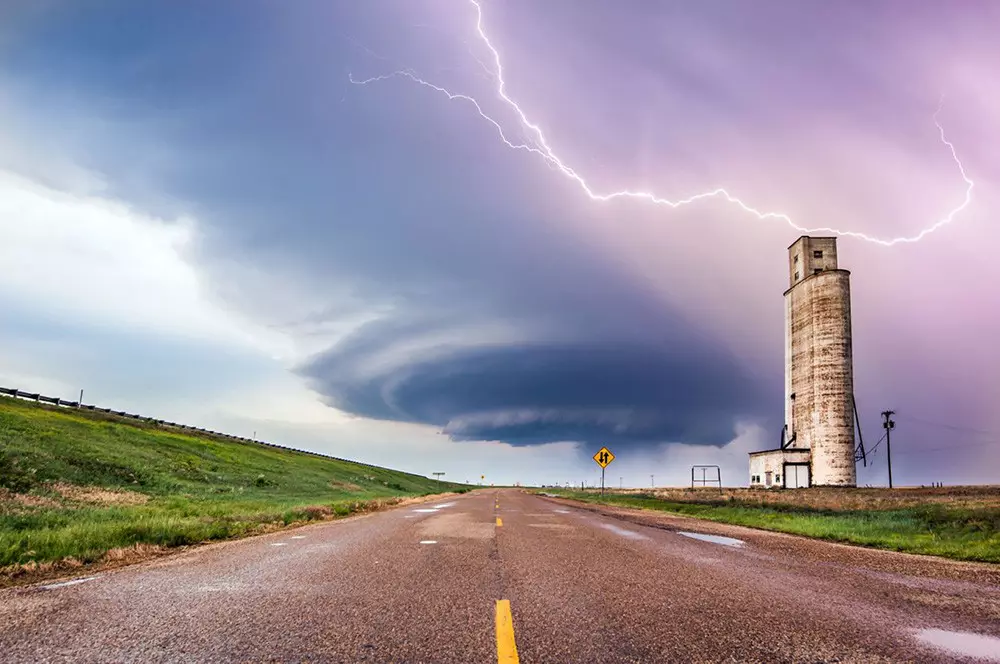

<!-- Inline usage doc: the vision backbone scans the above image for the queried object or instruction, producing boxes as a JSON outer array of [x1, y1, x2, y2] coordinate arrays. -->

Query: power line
[[866, 432, 888, 456], [899, 414, 1000, 438], [907, 439, 999, 453], [864, 414, 999, 454]]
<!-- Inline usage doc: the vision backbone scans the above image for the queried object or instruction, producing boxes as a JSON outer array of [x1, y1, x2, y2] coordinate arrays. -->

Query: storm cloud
[[300, 312, 774, 449], [3, 0, 1000, 484]]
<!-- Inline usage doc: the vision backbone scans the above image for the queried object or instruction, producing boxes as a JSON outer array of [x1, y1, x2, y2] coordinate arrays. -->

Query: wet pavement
[[1, 489, 999, 663]]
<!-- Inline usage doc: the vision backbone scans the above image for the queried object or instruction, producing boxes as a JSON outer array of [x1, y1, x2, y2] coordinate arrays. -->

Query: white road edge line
[[677, 532, 745, 547], [419, 540, 438, 545], [597, 522, 648, 540], [40, 576, 98, 590]]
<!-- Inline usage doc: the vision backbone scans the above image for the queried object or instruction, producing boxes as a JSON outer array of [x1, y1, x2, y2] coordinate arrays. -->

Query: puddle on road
[[677, 532, 745, 547], [915, 629, 1000, 661], [597, 523, 648, 540], [553, 509, 571, 514]]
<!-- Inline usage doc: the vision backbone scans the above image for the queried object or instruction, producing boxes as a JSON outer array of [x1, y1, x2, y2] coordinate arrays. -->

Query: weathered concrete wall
[[749, 449, 811, 487], [788, 236, 839, 287], [752, 235, 857, 487], [786, 264, 856, 487], [783, 290, 793, 444]]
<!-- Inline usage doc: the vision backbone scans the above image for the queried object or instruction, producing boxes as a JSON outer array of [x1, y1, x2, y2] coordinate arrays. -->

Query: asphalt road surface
[[3, 490, 1000, 663]]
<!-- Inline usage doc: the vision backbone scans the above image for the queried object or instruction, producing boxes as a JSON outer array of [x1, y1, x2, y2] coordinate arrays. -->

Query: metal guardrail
[[0, 386, 397, 474]]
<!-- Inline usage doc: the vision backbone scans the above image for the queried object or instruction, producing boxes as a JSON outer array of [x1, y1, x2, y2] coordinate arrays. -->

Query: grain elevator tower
[[749, 236, 856, 488]]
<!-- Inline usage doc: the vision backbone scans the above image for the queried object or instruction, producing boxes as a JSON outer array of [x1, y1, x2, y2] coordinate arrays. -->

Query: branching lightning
[[350, 0, 974, 247]]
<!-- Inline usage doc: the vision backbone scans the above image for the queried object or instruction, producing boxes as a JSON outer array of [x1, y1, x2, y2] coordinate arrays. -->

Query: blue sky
[[3, 1, 999, 487]]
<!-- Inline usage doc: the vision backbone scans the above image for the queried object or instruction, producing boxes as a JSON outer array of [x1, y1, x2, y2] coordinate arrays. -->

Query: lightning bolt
[[351, 0, 974, 247]]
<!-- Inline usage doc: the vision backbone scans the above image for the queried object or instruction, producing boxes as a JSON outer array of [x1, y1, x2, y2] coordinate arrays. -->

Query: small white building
[[748, 448, 811, 489]]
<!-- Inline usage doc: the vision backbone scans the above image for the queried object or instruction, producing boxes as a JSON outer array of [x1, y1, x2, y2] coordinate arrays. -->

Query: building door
[[784, 464, 810, 489], [765, 471, 772, 486]]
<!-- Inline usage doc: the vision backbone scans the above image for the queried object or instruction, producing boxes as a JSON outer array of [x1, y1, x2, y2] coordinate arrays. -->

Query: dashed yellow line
[[496, 517, 503, 527], [495, 599, 519, 664]]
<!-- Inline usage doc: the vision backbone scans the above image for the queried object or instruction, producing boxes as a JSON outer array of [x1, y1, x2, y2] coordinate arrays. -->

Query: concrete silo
[[750, 236, 856, 488]]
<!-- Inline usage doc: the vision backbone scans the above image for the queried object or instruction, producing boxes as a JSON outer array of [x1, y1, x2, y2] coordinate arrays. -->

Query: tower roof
[[787, 235, 838, 250]]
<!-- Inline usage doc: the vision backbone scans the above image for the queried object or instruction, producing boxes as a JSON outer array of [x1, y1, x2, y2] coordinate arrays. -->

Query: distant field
[[0, 397, 466, 583], [541, 486, 1000, 563]]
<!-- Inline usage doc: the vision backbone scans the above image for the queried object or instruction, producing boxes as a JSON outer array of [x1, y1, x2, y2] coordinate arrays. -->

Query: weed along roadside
[[0, 397, 469, 587], [539, 487, 1000, 563]]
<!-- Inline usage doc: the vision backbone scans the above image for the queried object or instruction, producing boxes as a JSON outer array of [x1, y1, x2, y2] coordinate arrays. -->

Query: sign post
[[592, 446, 615, 496]]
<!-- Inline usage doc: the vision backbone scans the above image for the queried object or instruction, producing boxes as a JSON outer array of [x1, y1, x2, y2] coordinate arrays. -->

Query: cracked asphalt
[[2, 489, 999, 663]]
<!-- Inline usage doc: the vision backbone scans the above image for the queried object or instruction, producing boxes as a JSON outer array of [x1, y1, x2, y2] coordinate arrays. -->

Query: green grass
[[541, 490, 1000, 563], [0, 397, 468, 571]]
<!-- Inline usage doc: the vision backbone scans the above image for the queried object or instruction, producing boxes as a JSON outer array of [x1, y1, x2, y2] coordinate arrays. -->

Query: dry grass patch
[[302, 505, 333, 519], [102, 542, 166, 563], [50, 483, 149, 506], [0, 556, 84, 586], [0, 488, 61, 510], [330, 480, 363, 492]]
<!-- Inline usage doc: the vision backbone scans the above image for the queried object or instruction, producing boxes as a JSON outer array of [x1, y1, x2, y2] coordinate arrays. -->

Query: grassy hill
[[0, 396, 466, 581]]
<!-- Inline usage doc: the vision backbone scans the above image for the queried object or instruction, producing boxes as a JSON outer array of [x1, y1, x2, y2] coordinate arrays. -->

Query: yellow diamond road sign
[[593, 446, 615, 468]]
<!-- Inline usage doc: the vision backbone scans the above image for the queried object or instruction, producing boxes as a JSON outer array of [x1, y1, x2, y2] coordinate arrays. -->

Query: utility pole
[[650, 474, 654, 488], [882, 410, 896, 489], [619, 477, 623, 489], [78, 389, 84, 408]]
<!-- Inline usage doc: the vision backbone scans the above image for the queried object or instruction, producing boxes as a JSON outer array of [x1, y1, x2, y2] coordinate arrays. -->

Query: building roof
[[787, 235, 838, 250], [748, 447, 812, 457]]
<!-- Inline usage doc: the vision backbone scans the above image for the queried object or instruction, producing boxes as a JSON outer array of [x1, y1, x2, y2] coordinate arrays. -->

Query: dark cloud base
[[302, 335, 776, 451]]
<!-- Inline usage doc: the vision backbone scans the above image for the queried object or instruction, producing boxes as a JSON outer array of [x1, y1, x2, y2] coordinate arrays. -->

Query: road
[[2, 490, 999, 663]]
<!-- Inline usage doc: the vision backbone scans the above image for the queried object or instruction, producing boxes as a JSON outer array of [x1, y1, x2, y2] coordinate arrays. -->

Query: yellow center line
[[496, 517, 503, 527], [495, 599, 519, 664]]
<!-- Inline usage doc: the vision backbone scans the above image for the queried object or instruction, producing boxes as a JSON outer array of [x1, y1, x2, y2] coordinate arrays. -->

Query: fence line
[[0, 386, 395, 474]]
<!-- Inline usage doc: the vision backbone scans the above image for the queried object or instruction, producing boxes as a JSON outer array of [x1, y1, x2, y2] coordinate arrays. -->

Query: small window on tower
[[794, 271, 799, 280], [793, 255, 799, 263], [814, 268, 822, 275], [813, 250, 823, 258]]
